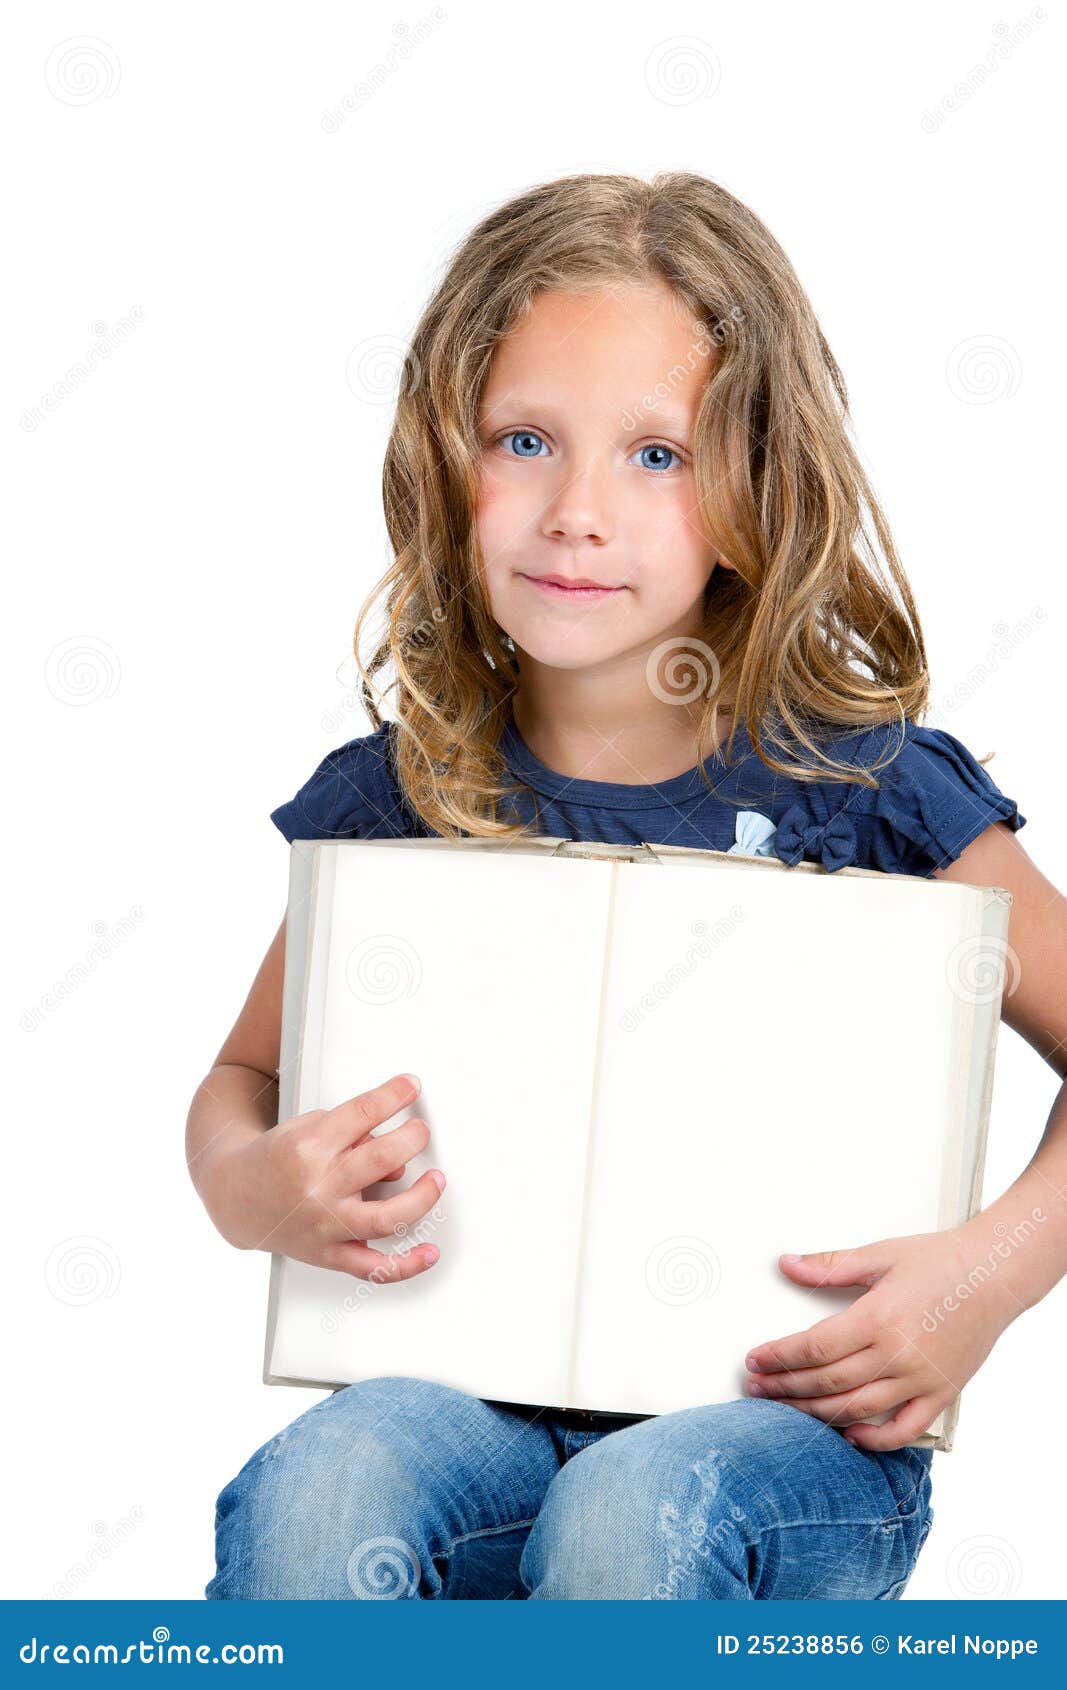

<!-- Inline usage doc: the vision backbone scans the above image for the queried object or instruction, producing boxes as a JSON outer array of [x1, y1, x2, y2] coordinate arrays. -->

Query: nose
[[540, 455, 615, 547]]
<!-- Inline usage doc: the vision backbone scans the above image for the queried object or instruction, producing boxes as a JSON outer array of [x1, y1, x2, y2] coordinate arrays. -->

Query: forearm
[[961, 1074, 1067, 1315], [186, 1062, 279, 1222]]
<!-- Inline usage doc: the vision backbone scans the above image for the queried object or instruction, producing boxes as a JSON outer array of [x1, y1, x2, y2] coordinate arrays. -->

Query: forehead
[[478, 284, 711, 422]]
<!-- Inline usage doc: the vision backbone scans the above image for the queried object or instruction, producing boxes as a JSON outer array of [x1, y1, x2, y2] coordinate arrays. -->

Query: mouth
[[520, 573, 625, 602]]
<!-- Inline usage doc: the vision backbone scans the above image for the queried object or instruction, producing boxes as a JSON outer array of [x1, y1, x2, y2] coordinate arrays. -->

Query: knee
[[522, 1401, 783, 1600], [207, 1376, 452, 1599]]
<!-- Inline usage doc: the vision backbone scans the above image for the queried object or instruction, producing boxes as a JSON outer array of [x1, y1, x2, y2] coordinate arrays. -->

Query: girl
[[189, 171, 1067, 1601]]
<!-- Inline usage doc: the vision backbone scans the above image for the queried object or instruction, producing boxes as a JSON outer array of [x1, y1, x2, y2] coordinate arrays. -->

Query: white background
[[4, 0, 1063, 1601]]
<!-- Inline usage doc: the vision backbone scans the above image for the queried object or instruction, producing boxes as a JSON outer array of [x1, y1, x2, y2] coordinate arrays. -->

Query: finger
[[746, 1345, 882, 1400], [324, 1235, 439, 1282], [320, 1072, 422, 1153], [840, 1392, 951, 1452], [745, 1304, 876, 1375], [769, 1378, 909, 1427], [334, 1169, 446, 1240], [777, 1246, 886, 1290], [335, 1117, 432, 1190]]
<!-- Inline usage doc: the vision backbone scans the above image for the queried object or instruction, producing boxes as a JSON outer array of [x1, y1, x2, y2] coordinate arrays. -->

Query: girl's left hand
[[742, 1226, 1022, 1450]]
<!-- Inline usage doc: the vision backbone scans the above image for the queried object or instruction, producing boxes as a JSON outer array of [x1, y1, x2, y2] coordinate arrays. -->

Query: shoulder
[[269, 721, 420, 843], [767, 718, 1027, 878]]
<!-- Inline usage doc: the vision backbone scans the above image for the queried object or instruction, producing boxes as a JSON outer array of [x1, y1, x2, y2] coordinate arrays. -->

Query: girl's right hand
[[214, 1072, 445, 1281]]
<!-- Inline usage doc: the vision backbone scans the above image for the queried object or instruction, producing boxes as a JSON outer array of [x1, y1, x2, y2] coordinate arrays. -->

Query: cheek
[[637, 484, 716, 595], [475, 476, 532, 576]]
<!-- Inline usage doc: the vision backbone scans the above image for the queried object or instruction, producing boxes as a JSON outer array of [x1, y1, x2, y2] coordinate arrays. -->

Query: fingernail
[[745, 1378, 764, 1397], [780, 1253, 802, 1265], [430, 1169, 447, 1192], [744, 1355, 760, 1373], [402, 1073, 421, 1092], [424, 1245, 439, 1264]]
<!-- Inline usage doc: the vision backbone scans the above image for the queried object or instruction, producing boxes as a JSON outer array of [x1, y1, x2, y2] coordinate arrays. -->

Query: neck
[[510, 664, 733, 786]]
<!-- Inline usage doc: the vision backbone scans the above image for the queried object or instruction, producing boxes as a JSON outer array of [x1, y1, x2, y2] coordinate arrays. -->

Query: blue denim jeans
[[207, 1376, 934, 1600]]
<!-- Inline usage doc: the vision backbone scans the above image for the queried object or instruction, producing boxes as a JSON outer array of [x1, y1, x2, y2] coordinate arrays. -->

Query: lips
[[522, 573, 624, 600]]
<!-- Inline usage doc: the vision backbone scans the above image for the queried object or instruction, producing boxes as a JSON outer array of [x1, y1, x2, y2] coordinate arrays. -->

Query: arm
[[743, 820, 1067, 1448], [185, 910, 444, 1281], [185, 913, 286, 1216], [942, 822, 1067, 1313]]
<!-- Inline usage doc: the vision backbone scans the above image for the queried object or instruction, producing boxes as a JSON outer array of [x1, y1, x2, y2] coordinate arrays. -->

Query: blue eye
[[500, 430, 548, 459], [632, 443, 682, 472]]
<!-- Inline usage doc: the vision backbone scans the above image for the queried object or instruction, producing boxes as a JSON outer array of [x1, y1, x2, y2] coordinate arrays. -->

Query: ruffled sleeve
[[771, 722, 1027, 878], [269, 724, 407, 842]]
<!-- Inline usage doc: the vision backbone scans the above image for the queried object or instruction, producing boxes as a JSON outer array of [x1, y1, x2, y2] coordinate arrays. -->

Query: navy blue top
[[270, 712, 1026, 878]]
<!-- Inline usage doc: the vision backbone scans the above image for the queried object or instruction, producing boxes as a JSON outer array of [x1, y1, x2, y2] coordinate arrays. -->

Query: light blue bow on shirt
[[726, 809, 778, 858]]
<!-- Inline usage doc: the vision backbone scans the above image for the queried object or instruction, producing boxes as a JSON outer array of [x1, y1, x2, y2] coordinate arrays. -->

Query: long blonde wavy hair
[[351, 169, 935, 841]]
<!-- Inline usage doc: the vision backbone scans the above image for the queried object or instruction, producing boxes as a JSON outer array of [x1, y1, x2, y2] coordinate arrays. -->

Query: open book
[[264, 835, 1013, 1451]]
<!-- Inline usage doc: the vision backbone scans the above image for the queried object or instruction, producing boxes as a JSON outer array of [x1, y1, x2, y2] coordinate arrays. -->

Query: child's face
[[474, 281, 727, 676]]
